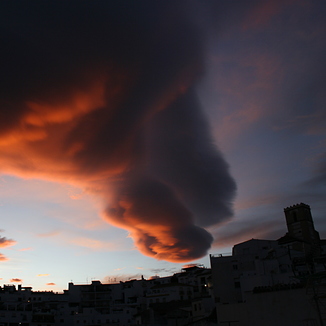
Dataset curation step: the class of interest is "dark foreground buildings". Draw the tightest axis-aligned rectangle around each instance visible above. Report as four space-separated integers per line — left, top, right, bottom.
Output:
1 203 326 325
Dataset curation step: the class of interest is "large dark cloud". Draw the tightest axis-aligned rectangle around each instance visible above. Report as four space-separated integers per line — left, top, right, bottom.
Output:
0 1 236 261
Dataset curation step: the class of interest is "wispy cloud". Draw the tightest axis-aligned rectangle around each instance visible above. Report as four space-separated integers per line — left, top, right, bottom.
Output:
19 247 32 252
37 274 49 277
46 282 56 286
242 0 298 31
209 51 282 150
70 237 118 251
212 219 283 250
234 194 282 211
37 230 61 238
276 111 326 136
10 278 23 283
69 193 84 200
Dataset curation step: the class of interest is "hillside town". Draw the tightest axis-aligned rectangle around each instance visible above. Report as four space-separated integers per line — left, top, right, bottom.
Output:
1 203 325 326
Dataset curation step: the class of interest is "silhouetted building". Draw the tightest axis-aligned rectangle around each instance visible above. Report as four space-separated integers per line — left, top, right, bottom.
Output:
210 203 326 326
280 203 321 258
0 265 215 325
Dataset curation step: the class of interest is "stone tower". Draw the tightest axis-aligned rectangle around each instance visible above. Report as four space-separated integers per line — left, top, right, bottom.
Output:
284 203 320 256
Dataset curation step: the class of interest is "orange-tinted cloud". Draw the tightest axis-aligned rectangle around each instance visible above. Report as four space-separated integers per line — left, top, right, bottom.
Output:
0 236 16 248
10 278 23 283
104 176 215 262
46 282 56 286
19 247 32 252
69 193 84 200
0 253 8 261
37 274 49 277
0 2 236 262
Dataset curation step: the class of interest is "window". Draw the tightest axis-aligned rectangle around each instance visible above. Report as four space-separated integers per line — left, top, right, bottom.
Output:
234 282 241 288
293 212 297 222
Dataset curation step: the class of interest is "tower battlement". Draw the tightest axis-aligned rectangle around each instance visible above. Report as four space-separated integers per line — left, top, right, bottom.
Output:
284 203 310 212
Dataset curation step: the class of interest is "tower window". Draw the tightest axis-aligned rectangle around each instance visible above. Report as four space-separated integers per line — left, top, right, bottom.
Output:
293 212 297 222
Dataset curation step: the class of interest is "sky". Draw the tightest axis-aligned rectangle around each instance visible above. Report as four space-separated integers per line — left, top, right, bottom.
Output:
0 0 325 292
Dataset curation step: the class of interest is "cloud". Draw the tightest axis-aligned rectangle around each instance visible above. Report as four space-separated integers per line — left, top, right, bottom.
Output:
0 2 236 262
303 153 326 189
37 231 61 238
205 43 284 150
46 282 56 286
276 111 326 136
242 0 298 31
0 234 16 262
70 237 118 251
19 247 32 252
212 219 283 250
69 193 84 200
0 253 8 261
0 236 16 248
10 278 23 283
37 274 49 277
205 0 326 155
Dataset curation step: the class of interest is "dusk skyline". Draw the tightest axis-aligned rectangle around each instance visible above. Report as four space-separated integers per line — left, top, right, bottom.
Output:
0 0 325 292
